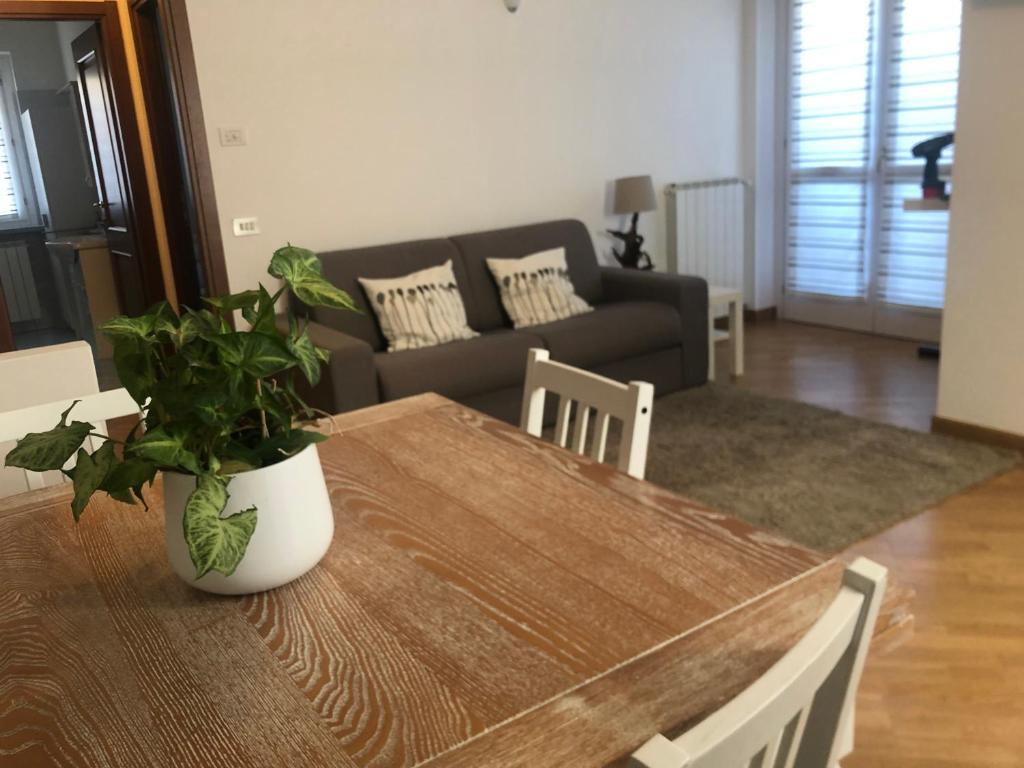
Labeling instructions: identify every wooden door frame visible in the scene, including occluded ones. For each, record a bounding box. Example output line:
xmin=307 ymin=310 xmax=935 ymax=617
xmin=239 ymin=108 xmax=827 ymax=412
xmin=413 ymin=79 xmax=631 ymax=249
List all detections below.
xmin=128 ymin=0 xmax=229 ymax=299
xmin=0 ymin=0 xmax=229 ymax=312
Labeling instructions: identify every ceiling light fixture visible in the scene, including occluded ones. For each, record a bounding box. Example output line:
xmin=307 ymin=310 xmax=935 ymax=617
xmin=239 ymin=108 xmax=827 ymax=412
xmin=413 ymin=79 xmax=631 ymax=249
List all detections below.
xmin=504 ymin=0 xmax=521 ymax=13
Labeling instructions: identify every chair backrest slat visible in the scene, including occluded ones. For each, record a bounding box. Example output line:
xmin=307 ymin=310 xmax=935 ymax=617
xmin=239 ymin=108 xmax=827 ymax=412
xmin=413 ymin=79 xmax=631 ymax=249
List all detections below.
xmin=553 ymin=395 xmax=572 ymax=448
xmin=590 ymin=410 xmax=611 ymax=462
xmin=570 ymin=403 xmax=590 ymax=454
xmin=629 ymin=558 xmax=887 ymax=768
xmin=519 ymin=348 xmax=654 ymax=479
xmin=782 ymin=707 xmax=811 ymax=768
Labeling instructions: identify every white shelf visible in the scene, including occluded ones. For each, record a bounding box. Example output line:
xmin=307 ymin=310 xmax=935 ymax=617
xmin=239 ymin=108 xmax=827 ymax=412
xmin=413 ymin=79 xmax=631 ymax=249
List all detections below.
xmin=903 ymin=198 xmax=950 ymax=212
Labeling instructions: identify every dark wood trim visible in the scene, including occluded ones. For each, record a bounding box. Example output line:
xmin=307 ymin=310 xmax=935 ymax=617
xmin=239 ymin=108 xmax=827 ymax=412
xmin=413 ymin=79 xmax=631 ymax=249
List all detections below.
xmin=95 ymin=1 xmax=174 ymax=308
xmin=0 ymin=1 xmax=100 ymax=17
xmin=932 ymin=415 xmax=1024 ymax=454
xmin=0 ymin=277 xmax=14 ymax=352
xmin=744 ymin=306 xmax=778 ymax=324
xmin=128 ymin=0 xmax=202 ymax=308
xmin=130 ymin=0 xmax=230 ymax=300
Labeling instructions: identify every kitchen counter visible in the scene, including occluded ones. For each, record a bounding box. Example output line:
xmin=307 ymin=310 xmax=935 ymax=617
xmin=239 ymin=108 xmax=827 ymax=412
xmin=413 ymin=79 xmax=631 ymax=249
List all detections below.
xmin=44 ymin=233 xmax=108 ymax=250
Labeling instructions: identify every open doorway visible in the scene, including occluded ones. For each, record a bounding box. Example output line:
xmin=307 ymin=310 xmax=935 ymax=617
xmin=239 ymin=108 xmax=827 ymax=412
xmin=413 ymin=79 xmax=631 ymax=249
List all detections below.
xmin=0 ymin=1 xmax=225 ymax=389
xmin=0 ymin=19 xmax=135 ymax=387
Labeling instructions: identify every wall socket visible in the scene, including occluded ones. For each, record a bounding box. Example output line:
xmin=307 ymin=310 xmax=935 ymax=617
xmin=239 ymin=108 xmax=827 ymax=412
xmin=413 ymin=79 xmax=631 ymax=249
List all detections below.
xmin=219 ymin=127 xmax=247 ymax=147
xmin=232 ymin=217 xmax=260 ymax=237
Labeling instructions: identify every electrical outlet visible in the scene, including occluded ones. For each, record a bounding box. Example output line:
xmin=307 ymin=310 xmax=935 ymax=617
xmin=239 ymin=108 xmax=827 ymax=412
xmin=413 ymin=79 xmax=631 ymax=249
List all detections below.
xmin=232 ymin=217 xmax=260 ymax=237
xmin=219 ymin=127 xmax=248 ymax=147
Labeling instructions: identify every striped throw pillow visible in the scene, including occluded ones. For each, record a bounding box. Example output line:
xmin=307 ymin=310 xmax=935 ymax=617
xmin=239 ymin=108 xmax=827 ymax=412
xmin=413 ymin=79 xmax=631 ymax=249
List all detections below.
xmin=358 ymin=262 xmax=479 ymax=352
xmin=486 ymin=248 xmax=593 ymax=329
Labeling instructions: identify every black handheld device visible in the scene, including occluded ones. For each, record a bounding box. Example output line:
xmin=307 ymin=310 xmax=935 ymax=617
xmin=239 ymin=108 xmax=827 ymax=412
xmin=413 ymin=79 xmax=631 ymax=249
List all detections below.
xmin=912 ymin=132 xmax=954 ymax=199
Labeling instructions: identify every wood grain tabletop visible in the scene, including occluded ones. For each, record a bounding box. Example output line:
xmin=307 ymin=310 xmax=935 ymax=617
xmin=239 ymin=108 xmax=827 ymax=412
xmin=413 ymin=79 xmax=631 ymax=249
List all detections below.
xmin=0 ymin=393 xmax=843 ymax=768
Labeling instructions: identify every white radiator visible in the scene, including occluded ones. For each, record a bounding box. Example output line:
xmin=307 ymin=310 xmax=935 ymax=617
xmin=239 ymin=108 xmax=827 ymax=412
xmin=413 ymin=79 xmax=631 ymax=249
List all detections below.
xmin=666 ymin=178 xmax=750 ymax=298
xmin=0 ymin=242 xmax=41 ymax=323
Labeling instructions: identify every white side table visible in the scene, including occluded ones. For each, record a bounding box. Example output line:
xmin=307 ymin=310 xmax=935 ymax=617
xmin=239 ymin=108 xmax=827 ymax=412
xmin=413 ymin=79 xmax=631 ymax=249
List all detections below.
xmin=708 ymin=286 xmax=744 ymax=382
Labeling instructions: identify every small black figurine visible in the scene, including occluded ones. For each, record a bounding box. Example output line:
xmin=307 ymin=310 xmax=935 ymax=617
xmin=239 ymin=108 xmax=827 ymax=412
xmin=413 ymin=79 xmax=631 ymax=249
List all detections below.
xmin=609 ymin=175 xmax=657 ymax=270
xmin=608 ymin=217 xmax=654 ymax=270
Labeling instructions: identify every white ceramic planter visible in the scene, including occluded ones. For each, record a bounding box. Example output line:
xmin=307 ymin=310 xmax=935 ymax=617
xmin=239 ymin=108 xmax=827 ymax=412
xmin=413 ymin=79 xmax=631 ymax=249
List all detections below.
xmin=163 ymin=444 xmax=334 ymax=595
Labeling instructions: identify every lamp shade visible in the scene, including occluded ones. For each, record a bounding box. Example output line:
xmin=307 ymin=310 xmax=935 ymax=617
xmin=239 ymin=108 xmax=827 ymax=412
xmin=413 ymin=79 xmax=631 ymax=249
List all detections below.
xmin=613 ymin=175 xmax=657 ymax=215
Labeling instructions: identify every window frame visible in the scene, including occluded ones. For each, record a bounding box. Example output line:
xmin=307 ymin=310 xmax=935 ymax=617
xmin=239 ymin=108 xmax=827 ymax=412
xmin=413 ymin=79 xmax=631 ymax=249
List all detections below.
xmin=0 ymin=52 xmax=40 ymax=231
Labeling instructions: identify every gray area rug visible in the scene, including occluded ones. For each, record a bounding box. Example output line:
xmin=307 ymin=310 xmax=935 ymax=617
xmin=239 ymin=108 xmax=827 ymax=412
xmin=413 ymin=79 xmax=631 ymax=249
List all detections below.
xmin=611 ymin=386 xmax=1019 ymax=553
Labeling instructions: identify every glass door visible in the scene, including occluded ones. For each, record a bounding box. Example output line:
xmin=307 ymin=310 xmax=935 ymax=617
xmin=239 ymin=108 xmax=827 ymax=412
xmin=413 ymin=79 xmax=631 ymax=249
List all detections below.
xmin=783 ymin=0 xmax=962 ymax=342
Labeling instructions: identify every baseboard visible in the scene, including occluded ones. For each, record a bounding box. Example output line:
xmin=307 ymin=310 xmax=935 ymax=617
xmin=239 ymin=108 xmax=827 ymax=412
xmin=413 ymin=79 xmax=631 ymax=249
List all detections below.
xmin=744 ymin=306 xmax=778 ymax=323
xmin=932 ymin=416 xmax=1024 ymax=453
xmin=713 ymin=306 xmax=777 ymax=330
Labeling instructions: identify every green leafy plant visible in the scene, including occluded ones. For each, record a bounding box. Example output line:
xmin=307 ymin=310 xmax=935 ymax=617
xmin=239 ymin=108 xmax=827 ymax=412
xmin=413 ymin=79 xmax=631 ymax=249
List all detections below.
xmin=4 ymin=246 xmax=356 ymax=579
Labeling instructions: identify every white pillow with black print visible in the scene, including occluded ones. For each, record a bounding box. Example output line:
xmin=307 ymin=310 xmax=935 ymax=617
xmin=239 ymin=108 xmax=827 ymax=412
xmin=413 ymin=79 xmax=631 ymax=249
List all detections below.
xmin=358 ymin=261 xmax=479 ymax=353
xmin=486 ymin=247 xmax=593 ymax=329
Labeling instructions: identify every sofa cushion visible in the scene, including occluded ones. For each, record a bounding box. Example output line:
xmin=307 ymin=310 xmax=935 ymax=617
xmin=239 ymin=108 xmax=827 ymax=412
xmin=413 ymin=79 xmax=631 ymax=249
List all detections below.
xmin=486 ymin=248 xmax=593 ymax=329
xmin=529 ymin=301 xmax=683 ymax=370
xmin=375 ymin=329 xmax=545 ymax=403
xmin=311 ymin=239 xmax=471 ymax=351
xmin=358 ymin=261 xmax=479 ymax=352
xmin=450 ymin=220 xmax=603 ymax=332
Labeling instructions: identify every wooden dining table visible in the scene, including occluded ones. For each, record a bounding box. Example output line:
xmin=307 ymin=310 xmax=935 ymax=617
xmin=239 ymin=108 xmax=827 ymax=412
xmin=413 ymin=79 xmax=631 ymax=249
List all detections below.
xmin=0 ymin=393 xmax=850 ymax=768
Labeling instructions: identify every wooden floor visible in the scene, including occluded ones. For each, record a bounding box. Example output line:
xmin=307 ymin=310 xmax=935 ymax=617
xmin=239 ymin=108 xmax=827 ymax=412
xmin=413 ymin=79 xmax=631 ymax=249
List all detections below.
xmin=720 ymin=321 xmax=1024 ymax=768
xmin=730 ymin=320 xmax=939 ymax=432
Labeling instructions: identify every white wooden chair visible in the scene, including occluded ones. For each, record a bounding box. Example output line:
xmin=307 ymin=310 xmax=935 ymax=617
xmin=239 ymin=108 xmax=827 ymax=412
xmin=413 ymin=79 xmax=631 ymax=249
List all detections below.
xmin=0 ymin=342 xmax=99 ymax=407
xmin=520 ymin=348 xmax=654 ymax=479
xmin=630 ymin=558 xmax=888 ymax=768
xmin=0 ymin=342 xmax=140 ymax=495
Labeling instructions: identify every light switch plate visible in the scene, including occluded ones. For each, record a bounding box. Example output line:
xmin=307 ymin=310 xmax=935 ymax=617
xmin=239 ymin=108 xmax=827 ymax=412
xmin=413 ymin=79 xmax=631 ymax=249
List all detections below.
xmin=232 ymin=217 xmax=260 ymax=237
xmin=219 ymin=127 xmax=247 ymax=147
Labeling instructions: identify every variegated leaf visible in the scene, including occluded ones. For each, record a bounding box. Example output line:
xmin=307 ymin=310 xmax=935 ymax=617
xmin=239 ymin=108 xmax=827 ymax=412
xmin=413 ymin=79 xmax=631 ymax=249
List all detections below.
xmin=5 ymin=401 xmax=93 ymax=473
xmin=182 ymin=473 xmax=258 ymax=579
xmin=71 ymin=441 xmax=117 ymax=521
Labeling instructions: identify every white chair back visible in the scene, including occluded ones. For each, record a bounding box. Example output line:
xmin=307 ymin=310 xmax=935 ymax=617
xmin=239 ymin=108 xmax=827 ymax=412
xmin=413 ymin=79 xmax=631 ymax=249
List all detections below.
xmin=0 ymin=342 xmax=140 ymax=496
xmin=0 ymin=341 xmax=100 ymax=409
xmin=630 ymin=558 xmax=888 ymax=768
xmin=520 ymin=348 xmax=654 ymax=479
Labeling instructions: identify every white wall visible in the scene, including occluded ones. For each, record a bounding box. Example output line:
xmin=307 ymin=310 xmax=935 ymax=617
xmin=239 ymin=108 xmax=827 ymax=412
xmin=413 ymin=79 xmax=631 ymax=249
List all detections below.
xmin=936 ymin=0 xmax=1024 ymax=437
xmin=185 ymin=0 xmax=746 ymax=294
xmin=56 ymin=21 xmax=93 ymax=84
xmin=0 ymin=21 xmax=66 ymax=92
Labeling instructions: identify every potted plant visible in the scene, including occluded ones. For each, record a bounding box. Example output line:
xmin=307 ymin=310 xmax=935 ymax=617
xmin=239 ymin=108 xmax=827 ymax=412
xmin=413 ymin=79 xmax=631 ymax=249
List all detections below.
xmin=4 ymin=246 xmax=357 ymax=595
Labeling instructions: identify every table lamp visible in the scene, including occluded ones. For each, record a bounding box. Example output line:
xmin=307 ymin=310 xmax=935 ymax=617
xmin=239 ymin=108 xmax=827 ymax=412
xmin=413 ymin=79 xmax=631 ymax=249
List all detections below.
xmin=609 ymin=175 xmax=657 ymax=270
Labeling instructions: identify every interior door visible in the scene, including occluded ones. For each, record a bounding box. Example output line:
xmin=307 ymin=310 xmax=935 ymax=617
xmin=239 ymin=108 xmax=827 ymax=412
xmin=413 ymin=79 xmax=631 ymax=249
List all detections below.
xmin=72 ymin=24 xmax=148 ymax=317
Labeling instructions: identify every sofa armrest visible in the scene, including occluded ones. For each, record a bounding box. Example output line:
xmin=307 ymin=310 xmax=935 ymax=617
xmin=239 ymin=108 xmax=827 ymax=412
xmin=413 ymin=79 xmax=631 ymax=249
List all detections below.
xmin=276 ymin=316 xmax=380 ymax=415
xmin=600 ymin=267 xmax=709 ymax=386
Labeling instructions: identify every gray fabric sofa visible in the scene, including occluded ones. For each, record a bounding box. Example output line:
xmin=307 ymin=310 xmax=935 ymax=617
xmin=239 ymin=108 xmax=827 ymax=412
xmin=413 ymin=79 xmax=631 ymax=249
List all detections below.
xmin=290 ymin=219 xmax=709 ymax=424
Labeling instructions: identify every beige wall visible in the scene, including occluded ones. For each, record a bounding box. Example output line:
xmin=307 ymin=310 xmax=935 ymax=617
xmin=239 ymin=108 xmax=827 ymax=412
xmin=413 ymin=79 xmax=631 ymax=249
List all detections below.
xmin=184 ymin=0 xmax=746 ymax=294
xmin=937 ymin=0 xmax=1024 ymax=437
